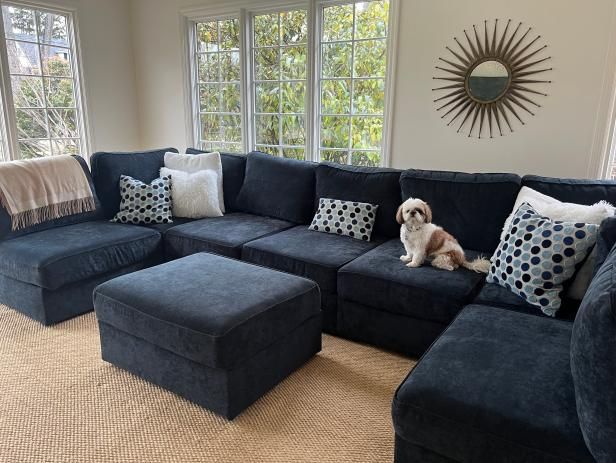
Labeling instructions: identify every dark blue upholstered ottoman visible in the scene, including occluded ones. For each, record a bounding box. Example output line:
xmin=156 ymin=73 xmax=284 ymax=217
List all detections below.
xmin=93 ymin=253 xmax=322 ymax=419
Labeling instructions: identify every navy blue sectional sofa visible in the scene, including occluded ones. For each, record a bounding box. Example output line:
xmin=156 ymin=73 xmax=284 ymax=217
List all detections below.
xmin=0 ymin=148 xmax=614 ymax=461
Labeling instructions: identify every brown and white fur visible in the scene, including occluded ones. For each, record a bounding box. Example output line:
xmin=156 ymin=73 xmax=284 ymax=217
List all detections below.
xmin=396 ymin=198 xmax=491 ymax=273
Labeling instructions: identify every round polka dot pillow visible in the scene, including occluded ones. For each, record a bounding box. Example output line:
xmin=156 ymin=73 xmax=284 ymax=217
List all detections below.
xmin=487 ymin=202 xmax=599 ymax=317
xmin=111 ymin=175 xmax=173 ymax=225
xmin=309 ymin=198 xmax=379 ymax=241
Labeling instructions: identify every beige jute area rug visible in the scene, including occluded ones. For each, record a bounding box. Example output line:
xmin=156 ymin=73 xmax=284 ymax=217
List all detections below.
xmin=0 ymin=304 xmax=415 ymax=463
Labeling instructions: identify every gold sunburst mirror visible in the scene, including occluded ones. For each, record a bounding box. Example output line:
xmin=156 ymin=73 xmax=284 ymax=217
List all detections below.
xmin=433 ymin=19 xmax=552 ymax=138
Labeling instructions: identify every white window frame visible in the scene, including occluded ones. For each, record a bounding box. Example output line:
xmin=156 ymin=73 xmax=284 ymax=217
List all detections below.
xmin=0 ymin=0 xmax=91 ymax=161
xmin=182 ymin=0 xmax=398 ymax=167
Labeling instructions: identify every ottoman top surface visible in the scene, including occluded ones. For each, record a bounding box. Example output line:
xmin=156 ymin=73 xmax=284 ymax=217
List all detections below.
xmin=95 ymin=252 xmax=319 ymax=337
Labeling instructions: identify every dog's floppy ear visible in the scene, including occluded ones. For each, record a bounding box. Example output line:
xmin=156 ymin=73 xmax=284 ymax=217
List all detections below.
xmin=422 ymin=202 xmax=433 ymax=223
xmin=396 ymin=205 xmax=404 ymax=224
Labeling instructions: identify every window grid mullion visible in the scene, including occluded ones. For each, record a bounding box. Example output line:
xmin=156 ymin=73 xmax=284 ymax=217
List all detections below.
xmin=34 ymin=12 xmax=54 ymax=152
xmin=346 ymin=2 xmax=356 ymax=165
xmin=277 ymin=12 xmax=283 ymax=157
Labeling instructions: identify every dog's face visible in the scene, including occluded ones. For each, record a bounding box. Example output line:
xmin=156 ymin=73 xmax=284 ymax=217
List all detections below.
xmin=396 ymin=198 xmax=432 ymax=226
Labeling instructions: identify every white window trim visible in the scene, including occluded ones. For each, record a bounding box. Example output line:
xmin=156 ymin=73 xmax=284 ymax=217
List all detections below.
xmin=181 ymin=0 xmax=399 ymax=167
xmin=0 ymin=0 xmax=92 ymax=161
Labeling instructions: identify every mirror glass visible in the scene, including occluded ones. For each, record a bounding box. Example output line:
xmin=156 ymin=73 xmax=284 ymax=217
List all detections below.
xmin=467 ymin=60 xmax=510 ymax=102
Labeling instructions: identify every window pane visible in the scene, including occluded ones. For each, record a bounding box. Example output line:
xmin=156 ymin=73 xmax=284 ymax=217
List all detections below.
xmin=11 ymin=76 xmax=44 ymax=107
xmin=48 ymin=109 xmax=78 ymax=138
xmin=4 ymin=7 xmax=37 ymax=41
xmin=354 ymin=1 xmax=388 ymax=39
xmin=322 ymin=43 xmax=352 ymax=78
xmin=255 ymin=115 xmax=279 ymax=145
xmin=19 ymin=140 xmax=51 ymax=159
xmin=7 ymin=40 xmax=41 ymax=74
xmin=321 ymin=116 xmax=350 ymax=148
xmin=351 ymin=116 xmax=383 ymax=149
xmin=322 ymin=4 xmax=353 ymax=41
xmin=254 ymin=48 xmax=279 ymax=80
xmin=255 ymin=145 xmax=280 ymax=156
xmin=197 ymin=22 xmax=218 ymax=52
xmin=41 ymin=46 xmax=72 ymax=76
xmin=255 ymin=82 xmax=280 ymax=113
xmin=281 ymin=115 xmax=305 ymax=145
xmin=353 ymin=79 xmax=385 ymax=114
xmin=281 ymin=45 xmax=306 ymax=80
xmin=37 ymin=11 xmax=69 ymax=46
xmin=254 ymin=13 xmax=279 ymax=47
xmin=281 ymin=82 xmax=305 ymax=113
xmin=220 ymin=51 xmax=240 ymax=82
xmin=283 ymin=148 xmax=305 ymax=160
xmin=220 ymin=84 xmax=241 ymax=112
xmin=321 ymin=80 xmax=351 ymax=114
xmin=321 ymin=150 xmax=348 ymax=164
xmin=354 ymin=39 xmax=387 ymax=77
xmin=219 ymin=19 xmax=240 ymax=50
xmin=195 ymin=18 xmax=243 ymax=152
xmin=16 ymin=109 xmax=48 ymax=138
xmin=281 ymin=10 xmax=307 ymax=44
xmin=198 ymin=53 xmax=219 ymax=82
xmin=351 ymin=150 xmax=380 ymax=167
xmin=45 ymin=78 xmax=75 ymax=107
xmin=199 ymin=84 xmax=219 ymax=112
xmin=51 ymin=138 xmax=80 ymax=156
xmin=319 ymin=1 xmax=390 ymax=166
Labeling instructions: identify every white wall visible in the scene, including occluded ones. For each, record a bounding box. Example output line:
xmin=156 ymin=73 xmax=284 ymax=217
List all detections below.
xmin=76 ymin=0 xmax=141 ymax=153
xmin=128 ymin=0 xmax=616 ymax=178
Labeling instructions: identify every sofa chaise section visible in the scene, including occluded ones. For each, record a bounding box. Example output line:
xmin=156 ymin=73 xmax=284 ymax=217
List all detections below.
xmin=392 ymin=305 xmax=593 ymax=463
xmin=0 ymin=221 xmax=162 ymax=325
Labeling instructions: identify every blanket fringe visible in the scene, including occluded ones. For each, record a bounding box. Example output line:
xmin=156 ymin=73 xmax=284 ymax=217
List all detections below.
xmin=9 ymin=196 xmax=96 ymax=231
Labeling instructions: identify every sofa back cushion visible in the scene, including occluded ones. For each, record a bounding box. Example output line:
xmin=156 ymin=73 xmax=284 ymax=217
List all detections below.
xmin=186 ymin=148 xmax=246 ymax=211
xmin=91 ymin=148 xmax=178 ymax=219
xmin=315 ymin=163 xmax=402 ymax=238
xmin=0 ymin=155 xmax=103 ymax=241
xmin=523 ymin=175 xmax=616 ymax=206
xmin=571 ymin=246 xmax=616 ymax=462
xmin=400 ymin=169 xmax=521 ymax=254
xmin=235 ymin=152 xmax=316 ymax=223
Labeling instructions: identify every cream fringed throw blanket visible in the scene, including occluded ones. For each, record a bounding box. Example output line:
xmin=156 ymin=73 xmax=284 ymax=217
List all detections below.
xmin=0 ymin=156 xmax=96 ymax=231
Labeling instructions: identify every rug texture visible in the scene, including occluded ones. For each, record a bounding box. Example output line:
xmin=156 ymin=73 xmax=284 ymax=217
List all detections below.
xmin=0 ymin=304 xmax=415 ymax=463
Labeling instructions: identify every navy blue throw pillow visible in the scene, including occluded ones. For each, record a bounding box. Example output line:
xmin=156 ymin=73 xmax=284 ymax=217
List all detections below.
xmin=487 ymin=203 xmax=598 ymax=316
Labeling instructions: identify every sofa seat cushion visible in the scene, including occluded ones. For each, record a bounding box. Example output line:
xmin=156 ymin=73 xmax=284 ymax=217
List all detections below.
xmin=164 ymin=212 xmax=293 ymax=259
xmin=0 ymin=221 xmax=162 ymax=290
xmin=392 ymin=305 xmax=593 ymax=463
xmin=338 ymin=239 xmax=485 ymax=324
xmin=474 ymin=283 xmax=580 ymax=321
xmin=242 ymin=226 xmax=382 ymax=293
xmin=94 ymin=253 xmax=320 ymax=369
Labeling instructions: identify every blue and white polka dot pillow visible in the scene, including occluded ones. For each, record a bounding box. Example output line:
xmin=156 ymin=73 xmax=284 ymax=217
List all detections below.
xmin=487 ymin=203 xmax=599 ymax=316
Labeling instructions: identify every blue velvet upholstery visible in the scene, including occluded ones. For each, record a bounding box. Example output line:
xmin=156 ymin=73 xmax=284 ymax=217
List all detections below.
xmin=0 ymin=260 xmax=157 ymax=325
xmin=400 ymin=169 xmax=521 ymax=254
xmin=95 ymin=253 xmax=322 ymax=419
xmin=393 ymin=305 xmax=593 ymax=463
xmin=571 ymin=246 xmax=616 ymax=462
xmin=338 ymin=239 xmax=485 ymax=324
xmin=473 ymin=282 xmax=580 ymax=321
xmin=235 ymin=152 xmax=316 ymax=223
xmin=242 ymin=226 xmax=382 ymax=294
xmin=594 ymin=216 xmax=616 ymax=276
xmin=0 ymin=156 xmax=103 ymax=241
xmin=90 ymin=148 xmax=178 ymax=219
xmin=164 ymin=213 xmax=294 ymax=259
xmin=522 ymin=175 xmax=616 ymax=205
xmin=0 ymin=221 xmax=162 ymax=290
xmin=185 ymin=149 xmax=247 ymax=212
xmin=315 ymin=163 xmax=402 ymax=238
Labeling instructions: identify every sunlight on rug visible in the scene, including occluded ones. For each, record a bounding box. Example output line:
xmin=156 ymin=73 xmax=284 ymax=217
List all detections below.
xmin=0 ymin=304 xmax=415 ymax=463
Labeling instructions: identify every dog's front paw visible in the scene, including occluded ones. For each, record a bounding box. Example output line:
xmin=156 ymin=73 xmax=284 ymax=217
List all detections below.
xmin=400 ymin=255 xmax=412 ymax=263
xmin=406 ymin=261 xmax=421 ymax=268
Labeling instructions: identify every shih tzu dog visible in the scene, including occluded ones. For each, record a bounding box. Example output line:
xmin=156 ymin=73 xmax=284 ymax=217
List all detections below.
xmin=396 ymin=197 xmax=491 ymax=273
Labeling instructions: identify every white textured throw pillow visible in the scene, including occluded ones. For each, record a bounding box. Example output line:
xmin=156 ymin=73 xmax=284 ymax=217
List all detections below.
xmin=500 ymin=186 xmax=615 ymax=299
xmin=160 ymin=167 xmax=222 ymax=219
xmin=164 ymin=151 xmax=225 ymax=213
